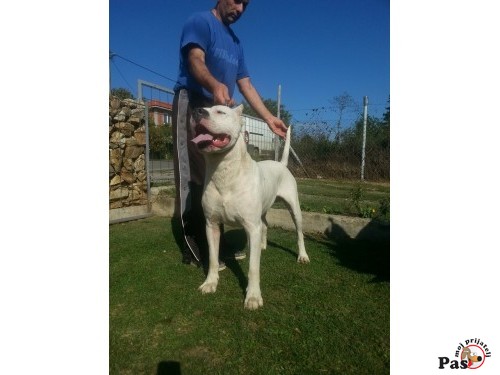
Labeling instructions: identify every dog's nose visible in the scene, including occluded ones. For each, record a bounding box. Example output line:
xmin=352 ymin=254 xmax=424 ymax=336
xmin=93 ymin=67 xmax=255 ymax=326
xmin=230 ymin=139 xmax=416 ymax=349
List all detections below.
xmin=477 ymin=356 xmax=482 ymax=361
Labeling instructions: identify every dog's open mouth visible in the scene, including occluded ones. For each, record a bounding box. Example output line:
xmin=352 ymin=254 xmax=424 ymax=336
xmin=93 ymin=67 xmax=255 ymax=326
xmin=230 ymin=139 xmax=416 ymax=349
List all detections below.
xmin=191 ymin=124 xmax=231 ymax=149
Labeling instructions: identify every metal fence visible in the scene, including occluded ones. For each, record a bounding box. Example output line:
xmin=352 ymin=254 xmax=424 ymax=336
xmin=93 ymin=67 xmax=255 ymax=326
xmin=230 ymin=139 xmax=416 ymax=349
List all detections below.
xmin=287 ymin=109 xmax=390 ymax=181
xmin=138 ymin=81 xmax=389 ymax=185
xmin=149 ymin=159 xmax=174 ymax=184
xmin=149 ymin=142 xmax=389 ymax=184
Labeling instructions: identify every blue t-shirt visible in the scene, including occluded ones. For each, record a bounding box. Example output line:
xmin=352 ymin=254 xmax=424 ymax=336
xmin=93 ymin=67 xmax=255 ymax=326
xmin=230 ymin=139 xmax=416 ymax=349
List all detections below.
xmin=174 ymin=11 xmax=249 ymax=100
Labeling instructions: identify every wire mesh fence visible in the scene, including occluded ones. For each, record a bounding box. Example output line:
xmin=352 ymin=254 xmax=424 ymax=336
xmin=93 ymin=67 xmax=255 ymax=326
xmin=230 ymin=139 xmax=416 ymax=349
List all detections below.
xmin=113 ymin=82 xmax=389 ymax=186
xmin=146 ymin=111 xmax=390 ymax=184
xmin=286 ymin=107 xmax=390 ymax=181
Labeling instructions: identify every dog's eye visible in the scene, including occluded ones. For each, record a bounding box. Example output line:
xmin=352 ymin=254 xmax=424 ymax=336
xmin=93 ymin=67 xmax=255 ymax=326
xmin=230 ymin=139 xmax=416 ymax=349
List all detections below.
xmin=216 ymin=110 xmax=226 ymax=115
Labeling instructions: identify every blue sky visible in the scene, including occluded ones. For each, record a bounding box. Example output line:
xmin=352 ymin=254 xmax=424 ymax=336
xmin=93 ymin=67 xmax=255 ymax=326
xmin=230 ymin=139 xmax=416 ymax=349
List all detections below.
xmin=109 ymin=0 xmax=390 ymax=124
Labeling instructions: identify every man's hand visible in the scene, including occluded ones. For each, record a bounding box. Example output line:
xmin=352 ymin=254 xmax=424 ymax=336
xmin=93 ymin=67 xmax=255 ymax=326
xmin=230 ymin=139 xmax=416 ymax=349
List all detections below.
xmin=237 ymin=77 xmax=288 ymax=139
xmin=265 ymin=116 xmax=288 ymax=139
xmin=213 ymin=82 xmax=236 ymax=107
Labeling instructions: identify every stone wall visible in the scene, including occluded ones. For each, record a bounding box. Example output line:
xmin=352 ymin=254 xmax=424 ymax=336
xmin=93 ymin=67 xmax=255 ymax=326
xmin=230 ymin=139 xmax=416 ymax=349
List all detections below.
xmin=109 ymin=96 xmax=149 ymax=209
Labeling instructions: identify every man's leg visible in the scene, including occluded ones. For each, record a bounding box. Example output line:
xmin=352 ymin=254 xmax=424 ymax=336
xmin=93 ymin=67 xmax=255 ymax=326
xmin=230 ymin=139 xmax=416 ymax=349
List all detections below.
xmin=172 ymin=89 xmax=204 ymax=264
xmin=172 ymin=90 xmax=234 ymax=268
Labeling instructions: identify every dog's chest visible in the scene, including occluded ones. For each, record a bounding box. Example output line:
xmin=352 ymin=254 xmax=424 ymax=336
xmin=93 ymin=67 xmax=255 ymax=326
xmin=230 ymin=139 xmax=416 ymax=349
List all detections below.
xmin=202 ymin=153 xmax=265 ymax=225
xmin=202 ymin=164 xmax=263 ymax=226
xmin=202 ymin=182 xmax=246 ymax=224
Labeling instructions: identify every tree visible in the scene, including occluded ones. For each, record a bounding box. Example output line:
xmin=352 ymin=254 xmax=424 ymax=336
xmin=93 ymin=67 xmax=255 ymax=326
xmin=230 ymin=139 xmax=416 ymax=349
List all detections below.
xmin=111 ymin=87 xmax=135 ymax=100
xmin=149 ymin=125 xmax=173 ymax=159
xmin=242 ymin=98 xmax=292 ymax=125
xmin=329 ymin=92 xmax=359 ymax=141
xmin=382 ymin=96 xmax=390 ymax=126
xmin=148 ymin=112 xmax=173 ymax=159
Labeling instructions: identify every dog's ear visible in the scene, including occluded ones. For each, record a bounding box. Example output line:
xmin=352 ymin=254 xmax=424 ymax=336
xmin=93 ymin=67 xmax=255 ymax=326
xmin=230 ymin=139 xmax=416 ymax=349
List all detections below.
xmin=461 ymin=348 xmax=470 ymax=360
xmin=234 ymin=104 xmax=244 ymax=116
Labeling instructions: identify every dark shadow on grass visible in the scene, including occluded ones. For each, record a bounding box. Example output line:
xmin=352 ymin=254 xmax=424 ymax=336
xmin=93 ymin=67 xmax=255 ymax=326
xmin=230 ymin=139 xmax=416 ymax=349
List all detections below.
xmin=171 ymin=216 xmax=249 ymax=277
xmin=157 ymin=360 xmax=181 ymax=375
xmin=171 ymin=216 xmax=195 ymax=265
xmin=222 ymin=228 xmax=247 ymax=252
xmin=224 ymin=258 xmax=248 ymax=296
xmin=268 ymin=199 xmax=307 ymax=261
xmin=222 ymin=229 xmax=248 ymax=295
xmin=307 ymin=218 xmax=390 ymax=282
xmin=267 ymin=240 xmax=300 ymax=260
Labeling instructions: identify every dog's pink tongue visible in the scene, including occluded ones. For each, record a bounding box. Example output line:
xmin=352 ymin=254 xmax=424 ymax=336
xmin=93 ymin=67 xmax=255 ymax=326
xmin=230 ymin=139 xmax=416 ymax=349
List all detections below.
xmin=191 ymin=133 xmax=213 ymax=144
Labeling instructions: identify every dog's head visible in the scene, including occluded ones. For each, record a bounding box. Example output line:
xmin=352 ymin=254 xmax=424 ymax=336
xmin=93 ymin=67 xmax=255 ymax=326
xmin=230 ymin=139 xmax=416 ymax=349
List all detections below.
xmin=461 ymin=347 xmax=483 ymax=363
xmin=191 ymin=104 xmax=244 ymax=153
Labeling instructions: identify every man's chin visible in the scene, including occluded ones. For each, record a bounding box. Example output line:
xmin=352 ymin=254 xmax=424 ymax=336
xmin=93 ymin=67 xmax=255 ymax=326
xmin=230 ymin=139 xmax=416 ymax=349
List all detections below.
xmin=225 ymin=14 xmax=240 ymax=24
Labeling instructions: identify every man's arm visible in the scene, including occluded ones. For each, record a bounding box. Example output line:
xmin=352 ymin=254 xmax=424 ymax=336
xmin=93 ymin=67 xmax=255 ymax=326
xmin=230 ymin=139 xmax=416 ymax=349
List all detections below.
xmin=237 ymin=77 xmax=288 ymax=139
xmin=187 ymin=46 xmax=236 ymax=106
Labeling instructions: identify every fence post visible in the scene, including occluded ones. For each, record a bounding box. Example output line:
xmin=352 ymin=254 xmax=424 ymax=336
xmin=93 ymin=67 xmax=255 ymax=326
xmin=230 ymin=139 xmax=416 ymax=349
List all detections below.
xmin=137 ymin=81 xmax=152 ymax=212
xmin=361 ymin=96 xmax=368 ymax=181
xmin=275 ymin=84 xmax=281 ymax=161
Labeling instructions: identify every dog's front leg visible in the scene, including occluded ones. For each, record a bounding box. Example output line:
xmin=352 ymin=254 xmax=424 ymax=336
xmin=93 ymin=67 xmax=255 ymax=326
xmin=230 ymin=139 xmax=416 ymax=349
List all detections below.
xmin=199 ymin=221 xmax=220 ymax=294
xmin=244 ymin=223 xmax=264 ymax=310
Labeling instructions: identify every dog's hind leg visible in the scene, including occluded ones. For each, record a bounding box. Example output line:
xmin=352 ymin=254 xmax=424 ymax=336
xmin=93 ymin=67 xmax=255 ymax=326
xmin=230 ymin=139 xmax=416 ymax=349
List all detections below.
xmin=279 ymin=187 xmax=310 ymax=264
xmin=199 ymin=221 xmax=221 ymax=294
xmin=289 ymin=204 xmax=310 ymax=264
xmin=260 ymin=215 xmax=268 ymax=250
xmin=244 ymin=223 xmax=264 ymax=310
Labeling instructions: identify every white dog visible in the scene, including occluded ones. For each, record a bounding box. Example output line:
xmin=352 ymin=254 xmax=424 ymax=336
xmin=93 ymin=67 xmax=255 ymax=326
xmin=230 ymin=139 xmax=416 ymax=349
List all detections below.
xmin=191 ymin=104 xmax=310 ymax=310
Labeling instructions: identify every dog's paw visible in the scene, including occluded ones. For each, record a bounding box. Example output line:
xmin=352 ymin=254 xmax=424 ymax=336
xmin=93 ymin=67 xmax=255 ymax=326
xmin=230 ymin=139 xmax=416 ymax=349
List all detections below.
xmin=244 ymin=296 xmax=263 ymax=310
xmin=260 ymin=239 xmax=267 ymax=250
xmin=199 ymin=281 xmax=218 ymax=294
xmin=297 ymin=254 xmax=310 ymax=264
xmin=244 ymin=292 xmax=263 ymax=310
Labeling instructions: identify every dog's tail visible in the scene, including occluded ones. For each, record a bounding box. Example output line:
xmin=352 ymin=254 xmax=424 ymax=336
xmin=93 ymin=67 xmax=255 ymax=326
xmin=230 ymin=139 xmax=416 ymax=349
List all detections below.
xmin=280 ymin=125 xmax=291 ymax=166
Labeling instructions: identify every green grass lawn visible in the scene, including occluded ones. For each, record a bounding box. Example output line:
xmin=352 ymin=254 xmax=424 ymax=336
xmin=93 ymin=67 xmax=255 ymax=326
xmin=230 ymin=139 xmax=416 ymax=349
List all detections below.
xmin=294 ymin=178 xmax=389 ymax=220
xmin=110 ymin=216 xmax=390 ymax=374
xmin=156 ymin=178 xmax=390 ymax=222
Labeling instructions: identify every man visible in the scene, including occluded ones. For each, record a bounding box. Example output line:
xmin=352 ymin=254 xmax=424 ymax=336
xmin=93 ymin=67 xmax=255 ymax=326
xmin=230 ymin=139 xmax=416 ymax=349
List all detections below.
xmin=172 ymin=0 xmax=288 ymax=268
